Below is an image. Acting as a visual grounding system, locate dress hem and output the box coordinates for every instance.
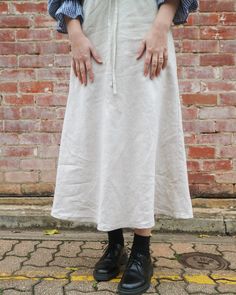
[50,209,194,231]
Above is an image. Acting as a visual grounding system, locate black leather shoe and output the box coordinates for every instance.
[93,243,128,281]
[117,251,153,295]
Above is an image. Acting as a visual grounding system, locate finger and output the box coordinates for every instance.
[136,39,146,60]
[75,60,83,84]
[156,53,164,76]
[162,48,168,69]
[151,52,158,79]
[85,58,94,83]
[90,46,103,64]
[79,61,87,85]
[144,49,152,77]
[72,58,77,77]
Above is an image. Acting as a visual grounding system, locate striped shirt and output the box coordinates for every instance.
[48,0,198,34]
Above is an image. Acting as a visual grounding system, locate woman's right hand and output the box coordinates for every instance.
[65,17,103,85]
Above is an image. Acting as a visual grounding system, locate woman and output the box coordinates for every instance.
[48,0,198,294]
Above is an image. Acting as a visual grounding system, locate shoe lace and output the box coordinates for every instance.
[126,252,143,268]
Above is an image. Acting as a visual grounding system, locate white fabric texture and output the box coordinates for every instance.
[51,0,194,231]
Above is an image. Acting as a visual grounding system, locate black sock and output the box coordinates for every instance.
[130,232,151,257]
[107,228,124,246]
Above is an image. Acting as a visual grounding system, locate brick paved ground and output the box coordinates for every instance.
[0,230,236,294]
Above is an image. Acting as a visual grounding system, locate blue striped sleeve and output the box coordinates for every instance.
[156,0,198,25]
[48,0,84,34]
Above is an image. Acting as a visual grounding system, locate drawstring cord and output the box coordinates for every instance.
[108,0,118,95]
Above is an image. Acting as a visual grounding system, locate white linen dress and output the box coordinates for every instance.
[51,0,194,231]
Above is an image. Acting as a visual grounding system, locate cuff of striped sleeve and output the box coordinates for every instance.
[54,0,84,34]
[156,0,198,25]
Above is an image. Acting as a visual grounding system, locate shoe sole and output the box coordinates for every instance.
[117,265,153,295]
[93,253,128,281]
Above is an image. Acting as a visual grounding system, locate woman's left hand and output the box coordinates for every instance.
[136,24,169,79]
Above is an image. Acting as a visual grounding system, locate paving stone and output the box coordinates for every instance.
[37,241,62,249]
[216,282,236,293]
[194,244,222,255]
[14,265,70,278]
[156,280,188,295]
[186,282,218,294]
[154,257,183,269]
[221,251,236,269]
[3,290,32,295]
[50,256,98,269]
[81,241,106,250]
[55,241,84,257]
[0,256,26,275]
[7,241,39,256]
[79,248,103,258]
[0,240,19,256]
[171,242,195,254]
[23,248,56,266]
[65,281,98,292]
[217,244,236,253]
[150,243,175,258]
[66,291,115,295]
[34,279,67,295]
[0,278,38,291]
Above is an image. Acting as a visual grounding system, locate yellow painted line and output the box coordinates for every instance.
[0,273,236,284]
[183,274,215,285]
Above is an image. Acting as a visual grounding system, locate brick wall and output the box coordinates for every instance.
[0,1,235,198]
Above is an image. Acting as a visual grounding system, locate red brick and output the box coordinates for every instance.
[183,120,215,133]
[0,56,17,68]
[20,107,38,119]
[203,160,232,171]
[215,120,236,132]
[16,29,51,41]
[187,160,200,171]
[182,94,217,105]
[0,107,20,120]
[4,94,35,105]
[182,40,218,53]
[3,147,35,157]
[19,82,53,93]
[201,81,236,92]
[13,2,47,14]
[200,27,236,40]
[173,27,199,40]
[199,106,236,119]
[19,55,54,68]
[5,171,39,183]
[188,146,215,159]
[4,120,39,132]
[0,69,36,81]
[36,94,67,106]
[219,93,236,106]
[200,54,235,66]
[0,42,37,55]
[20,159,55,170]
[0,82,17,93]
[199,0,236,12]
[188,173,215,184]
[220,41,236,53]
[0,2,8,13]
[0,16,31,28]
[198,13,219,25]
[219,13,236,25]
[0,30,15,41]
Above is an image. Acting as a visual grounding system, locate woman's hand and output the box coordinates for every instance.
[136,0,180,80]
[65,17,103,85]
[136,23,169,80]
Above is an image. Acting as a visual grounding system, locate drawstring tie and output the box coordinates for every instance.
[108,0,118,95]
